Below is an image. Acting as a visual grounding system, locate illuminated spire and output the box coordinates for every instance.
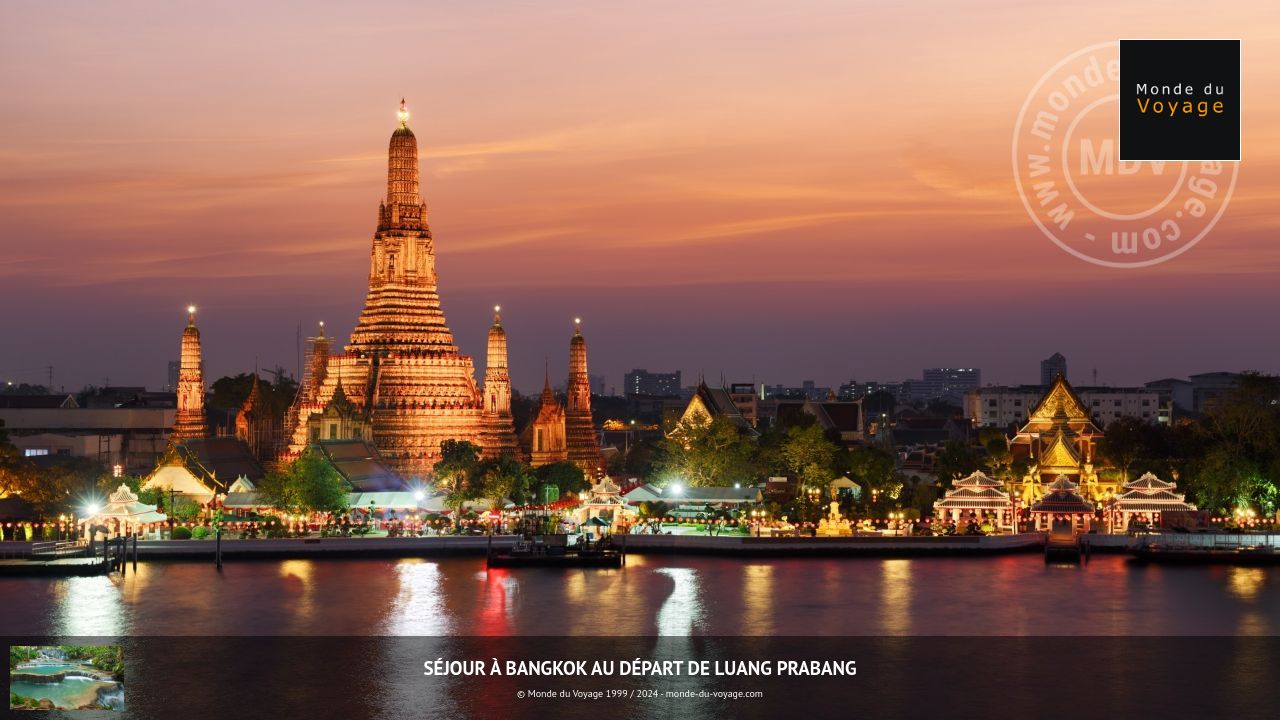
[385,98,421,212]
[187,305,197,325]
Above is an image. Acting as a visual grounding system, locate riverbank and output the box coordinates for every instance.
[3,533,1068,560]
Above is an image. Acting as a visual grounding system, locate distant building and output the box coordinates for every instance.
[966,383,1170,428]
[589,374,608,397]
[763,381,830,401]
[1040,352,1068,385]
[919,368,981,403]
[1145,372,1244,415]
[624,369,681,397]
[0,404,174,474]
[166,360,180,393]
[838,380,913,403]
[727,383,759,426]
[759,398,864,447]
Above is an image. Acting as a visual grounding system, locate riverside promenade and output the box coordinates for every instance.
[3,533,1056,562]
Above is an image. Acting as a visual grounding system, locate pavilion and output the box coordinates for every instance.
[80,484,168,539]
[1029,475,1095,532]
[573,476,636,532]
[933,471,1017,532]
[1108,472,1198,532]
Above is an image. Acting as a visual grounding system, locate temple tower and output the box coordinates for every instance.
[529,368,568,467]
[235,372,279,465]
[480,306,520,459]
[172,306,209,441]
[285,101,485,475]
[564,319,604,474]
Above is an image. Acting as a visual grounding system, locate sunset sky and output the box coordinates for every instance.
[2,0,1279,394]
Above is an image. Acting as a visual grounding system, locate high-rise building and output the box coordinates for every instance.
[920,368,981,402]
[172,306,208,441]
[166,360,180,393]
[624,369,681,397]
[1041,352,1068,385]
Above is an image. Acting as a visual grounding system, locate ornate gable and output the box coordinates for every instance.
[1028,374,1090,423]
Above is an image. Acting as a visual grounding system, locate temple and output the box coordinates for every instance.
[527,368,568,467]
[479,307,520,459]
[234,372,279,466]
[564,320,605,474]
[1108,472,1198,531]
[519,320,605,474]
[283,101,518,475]
[171,306,208,441]
[1008,373,1113,502]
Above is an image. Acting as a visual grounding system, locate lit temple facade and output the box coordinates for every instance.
[283,101,517,475]
[479,307,520,460]
[172,306,208,441]
[565,320,606,474]
[521,321,606,475]
[527,370,569,467]
[234,372,280,466]
[1008,374,1115,503]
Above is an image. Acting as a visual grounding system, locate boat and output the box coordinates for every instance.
[486,533,624,568]
[1130,534,1280,565]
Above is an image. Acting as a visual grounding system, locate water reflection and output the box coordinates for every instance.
[1226,567,1266,600]
[741,565,774,635]
[476,568,518,636]
[654,567,705,636]
[877,560,912,636]
[53,576,126,636]
[3,555,1276,638]
[383,561,452,635]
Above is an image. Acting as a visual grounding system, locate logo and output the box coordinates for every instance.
[1013,42,1238,268]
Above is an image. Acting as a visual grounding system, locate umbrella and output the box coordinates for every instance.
[585,516,611,527]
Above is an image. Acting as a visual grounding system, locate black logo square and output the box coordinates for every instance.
[1119,39,1240,161]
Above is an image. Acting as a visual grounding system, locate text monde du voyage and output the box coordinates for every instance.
[423,658,857,677]
[1135,83,1228,118]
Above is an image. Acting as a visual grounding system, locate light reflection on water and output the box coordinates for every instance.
[0,555,1277,637]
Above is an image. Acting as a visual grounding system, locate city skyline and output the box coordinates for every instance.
[3,1,1280,393]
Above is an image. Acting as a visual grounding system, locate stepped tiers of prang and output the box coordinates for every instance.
[172,306,208,442]
[281,101,597,476]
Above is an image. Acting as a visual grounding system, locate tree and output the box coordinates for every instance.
[657,410,757,487]
[534,461,589,498]
[933,440,982,489]
[846,445,899,508]
[258,449,349,515]
[779,423,840,489]
[477,455,533,508]
[1099,416,1146,484]
[433,440,484,520]
[1184,373,1280,515]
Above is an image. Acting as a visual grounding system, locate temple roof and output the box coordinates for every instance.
[157,437,265,494]
[1028,374,1090,423]
[314,440,403,492]
[1031,491,1094,514]
[953,471,1003,488]
[1123,472,1177,491]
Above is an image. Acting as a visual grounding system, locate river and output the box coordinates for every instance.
[2,554,1277,636]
